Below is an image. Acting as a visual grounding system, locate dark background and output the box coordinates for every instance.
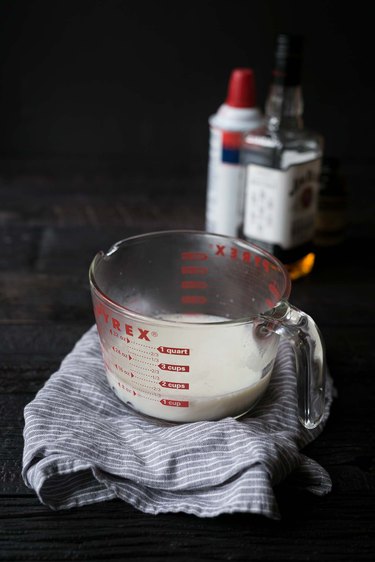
[1,4,375,559]
[0,0,373,187]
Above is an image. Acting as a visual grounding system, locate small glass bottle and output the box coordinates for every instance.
[240,33,324,280]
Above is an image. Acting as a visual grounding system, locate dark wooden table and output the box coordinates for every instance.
[1,171,374,561]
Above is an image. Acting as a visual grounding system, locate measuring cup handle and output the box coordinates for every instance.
[260,300,326,430]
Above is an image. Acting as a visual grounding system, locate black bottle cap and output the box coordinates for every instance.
[273,33,304,86]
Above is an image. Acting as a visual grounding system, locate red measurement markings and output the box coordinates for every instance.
[158,363,190,372]
[130,340,155,350]
[265,281,282,309]
[110,330,131,343]
[209,244,277,272]
[111,345,154,360]
[130,371,160,383]
[130,356,160,372]
[139,394,161,402]
[181,265,208,275]
[128,349,158,361]
[268,281,281,300]
[181,252,209,307]
[113,363,132,376]
[159,381,189,390]
[181,280,208,289]
[157,346,190,355]
[116,381,161,402]
[113,366,159,385]
[181,252,208,261]
[116,381,137,396]
[160,399,189,407]
[181,295,207,305]
[112,346,130,359]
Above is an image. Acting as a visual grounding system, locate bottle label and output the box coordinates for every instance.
[205,127,246,236]
[243,159,321,249]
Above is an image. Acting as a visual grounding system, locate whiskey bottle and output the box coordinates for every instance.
[240,33,324,280]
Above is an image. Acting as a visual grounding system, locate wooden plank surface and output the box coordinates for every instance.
[0,174,374,561]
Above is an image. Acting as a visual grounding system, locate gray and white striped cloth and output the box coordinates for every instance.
[22,324,334,519]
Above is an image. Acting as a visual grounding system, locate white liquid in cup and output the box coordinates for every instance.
[103,313,279,422]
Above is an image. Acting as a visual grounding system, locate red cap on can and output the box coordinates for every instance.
[225,68,256,108]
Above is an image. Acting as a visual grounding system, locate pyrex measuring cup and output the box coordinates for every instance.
[89,230,326,428]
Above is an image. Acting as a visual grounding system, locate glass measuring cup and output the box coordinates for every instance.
[89,230,326,428]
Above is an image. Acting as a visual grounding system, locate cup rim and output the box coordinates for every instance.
[89,229,292,326]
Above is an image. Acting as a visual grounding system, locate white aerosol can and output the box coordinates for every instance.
[205,68,263,236]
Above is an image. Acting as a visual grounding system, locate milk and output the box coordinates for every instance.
[103,313,279,422]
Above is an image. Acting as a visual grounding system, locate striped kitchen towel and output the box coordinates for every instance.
[22,324,334,519]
